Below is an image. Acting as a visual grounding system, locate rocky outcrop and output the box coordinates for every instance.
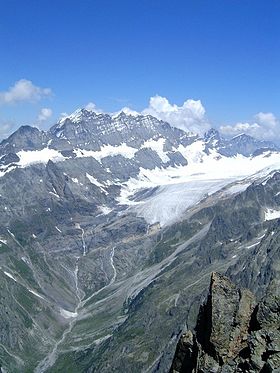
[170,273,280,372]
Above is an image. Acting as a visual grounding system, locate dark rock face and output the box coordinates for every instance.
[0,152,20,166]
[249,280,280,372]
[0,125,50,155]
[170,273,280,373]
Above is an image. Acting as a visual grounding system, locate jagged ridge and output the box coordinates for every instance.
[170,273,280,372]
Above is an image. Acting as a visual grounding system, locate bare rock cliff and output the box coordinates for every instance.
[170,273,280,372]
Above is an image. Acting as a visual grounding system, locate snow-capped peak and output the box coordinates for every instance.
[59,107,140,126]
[57,108,101,127]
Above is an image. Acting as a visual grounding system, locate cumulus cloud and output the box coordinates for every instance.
[85,102,103,113]
[220,112,280,141]
[37,108,52,122]
[0,79,52,105]
[112,106,140,117]
[141,95,210,135]
[83,96,209,134]
[85,102,98,111]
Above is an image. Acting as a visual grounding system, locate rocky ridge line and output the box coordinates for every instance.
[170,272,280,372]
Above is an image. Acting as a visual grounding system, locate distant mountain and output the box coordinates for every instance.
[1,109,279,226]
[0,108,278,181]
[1,108,277,159]
[204,128,278,156]
[0,109,280,372]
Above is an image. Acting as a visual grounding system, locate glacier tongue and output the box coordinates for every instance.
[133,179,236,226]
[118,150,280,226]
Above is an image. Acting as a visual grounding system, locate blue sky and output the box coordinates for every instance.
[0,0,280,140]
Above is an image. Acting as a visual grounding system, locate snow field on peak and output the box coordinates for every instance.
[74,138,171,162]
[141,138,170,163]
[17,148,66,167]
[74,143,138,161]
[1,139,169,177]
[2,137,280,228]
[0,149,65,177]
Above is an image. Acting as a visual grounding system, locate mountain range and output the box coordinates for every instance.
[0,109,279,372]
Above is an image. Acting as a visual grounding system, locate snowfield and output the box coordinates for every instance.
[264,208,280,221]
[17,148,66,167]
[1,137,280,227]
[118,146,280,226]
[74,143,138,162]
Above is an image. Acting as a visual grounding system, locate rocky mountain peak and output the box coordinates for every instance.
[170,273,280,372]
[204,128,221,143]
[57,108,98,124]
[114,110,132,119]
[0,125,49,156]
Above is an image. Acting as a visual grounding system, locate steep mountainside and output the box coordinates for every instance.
[0,109,279,372]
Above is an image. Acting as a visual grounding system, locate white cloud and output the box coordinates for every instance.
[37,108,52,122]
[141,95,210,135]
[0,121,16,140]
[0,79,52,105]
[112,106,140,117]
[72,96,210,135]
[85,102,103,113]
[85,102,97,111]
[220,112,280,141]
[254,112,278,127]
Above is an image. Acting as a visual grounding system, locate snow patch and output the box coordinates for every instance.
[3,270,45,299]
[0,149,65,178]
[86,173,105,188]
[141,138,169,163]
[264,208,280,221]
[261,172,278,185]
[86,173,109,194]
[49,191,60,198]
[21,256,30,264]
[99,205,112,215]
[28,289,44,300]
[177,140,206,163]
[246,241,261,249]
[3,271,17,281]
[17,148,65,167]
[59,308,78,319]
[74,143,137,162]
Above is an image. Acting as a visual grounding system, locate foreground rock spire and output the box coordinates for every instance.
[170,272,280,372]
